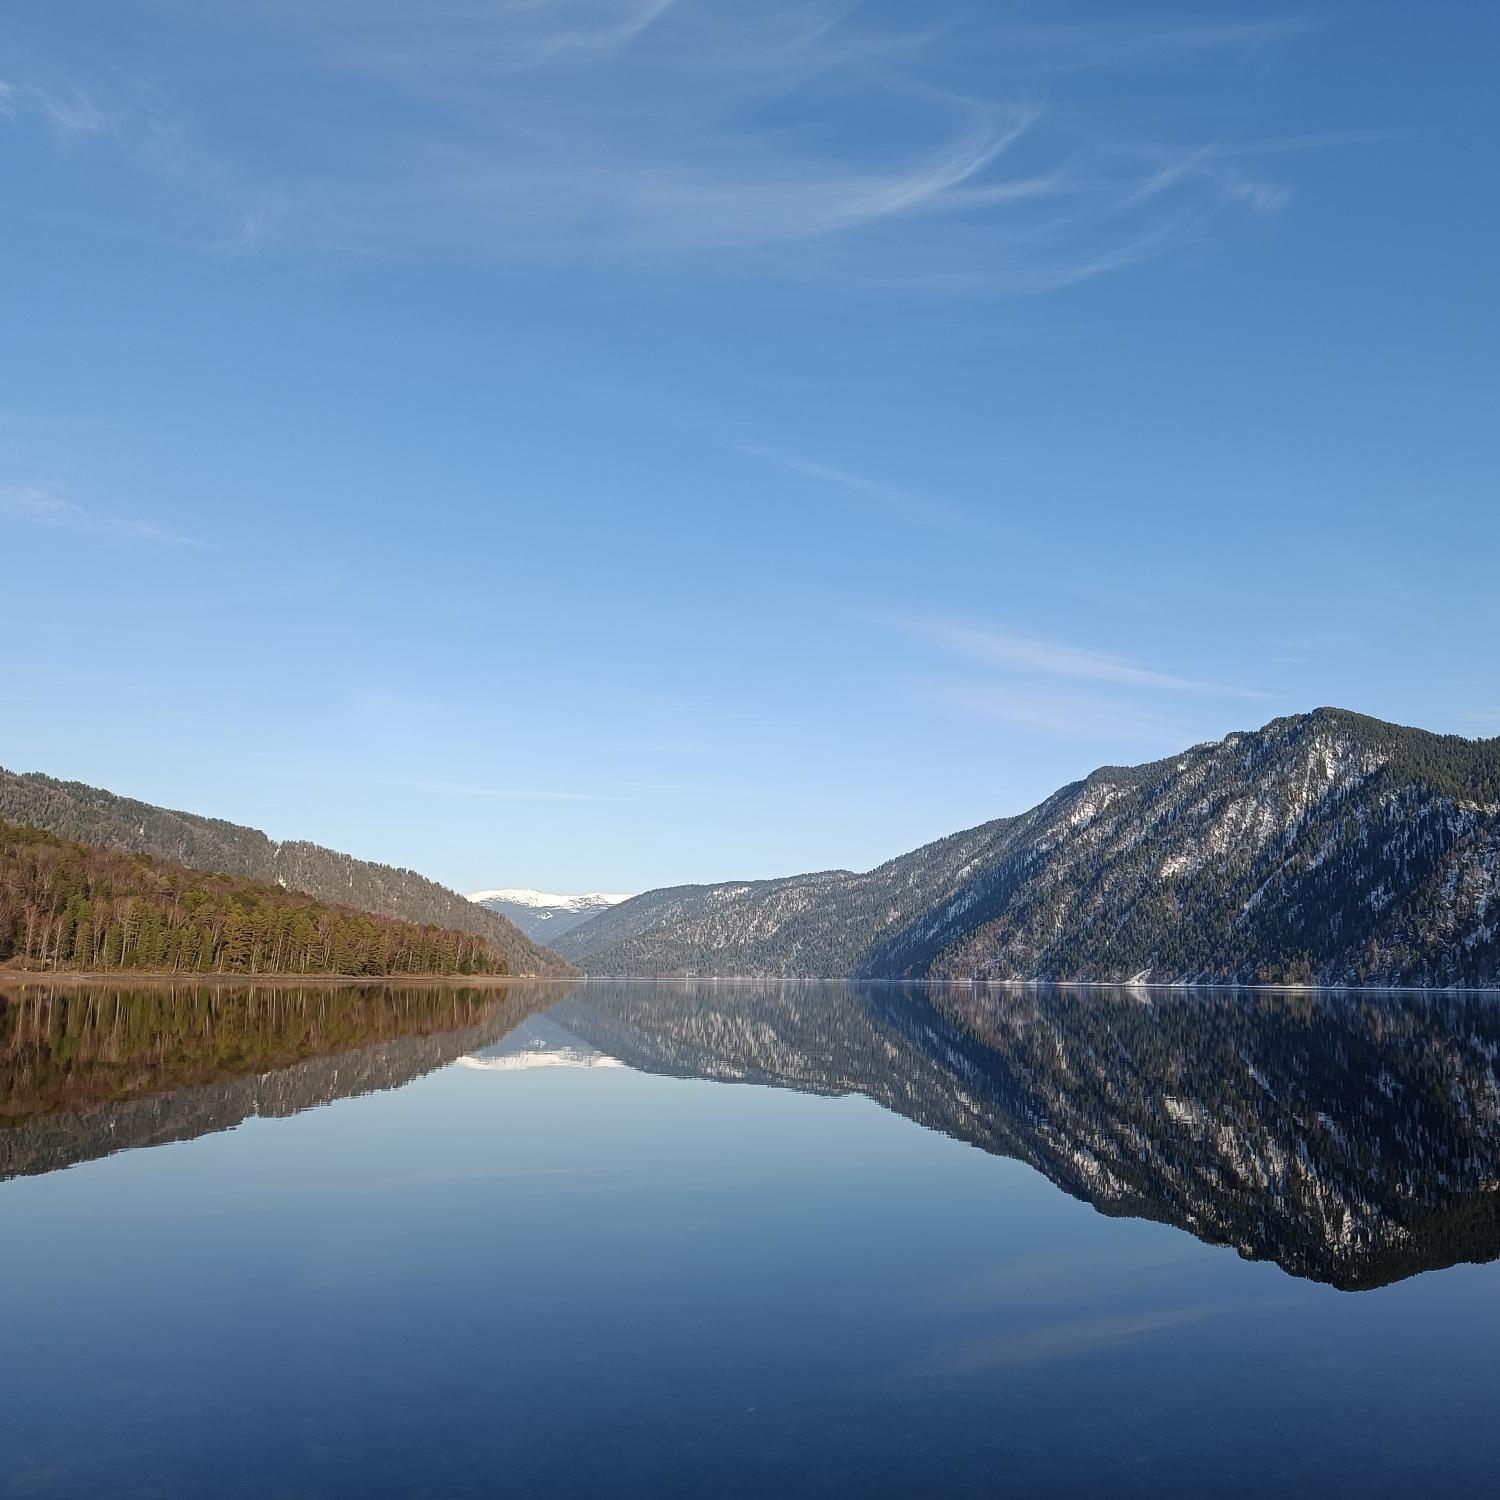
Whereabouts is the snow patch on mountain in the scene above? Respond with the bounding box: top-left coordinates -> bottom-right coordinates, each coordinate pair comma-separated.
467,888 -> 635,943
467,888 -> 633,911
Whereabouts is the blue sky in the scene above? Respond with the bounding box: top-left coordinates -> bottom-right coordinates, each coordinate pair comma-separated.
3,1 -> 1496,895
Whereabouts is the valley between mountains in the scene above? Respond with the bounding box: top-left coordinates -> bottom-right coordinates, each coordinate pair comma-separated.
4,707 -> 1497,986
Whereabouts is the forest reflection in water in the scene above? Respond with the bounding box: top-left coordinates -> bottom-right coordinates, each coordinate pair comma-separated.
0,979 -> 572,1180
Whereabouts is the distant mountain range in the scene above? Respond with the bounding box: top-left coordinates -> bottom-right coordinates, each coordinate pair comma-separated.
0,768 -> 573,976
468,888 -> 633,943
555,709 -> 1500,987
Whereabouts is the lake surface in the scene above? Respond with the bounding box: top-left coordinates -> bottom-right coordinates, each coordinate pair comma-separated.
3,978 -> 1500,1497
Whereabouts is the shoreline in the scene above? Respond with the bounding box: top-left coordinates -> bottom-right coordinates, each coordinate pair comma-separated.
574,974 -> 1500,996
0,970 -> 579,989
3,970 -> 1495,996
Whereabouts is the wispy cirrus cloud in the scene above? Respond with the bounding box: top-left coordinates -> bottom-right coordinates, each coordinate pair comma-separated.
9,1 -> 1333,290
0,484 -> 211,548
0,75 -> 113,135
933,685 -> 1194,747
888,616 -> 1277,745
970,17 -> 1311,72
1273,631 -> 1354,653
1267,629 -> 1358,666
896,618 -> 1272,698
367,772 -> 746,802
340,0 -> 686,76
571,383 -> 998,532
364,776 -> 637,803
737,444 -> 992,532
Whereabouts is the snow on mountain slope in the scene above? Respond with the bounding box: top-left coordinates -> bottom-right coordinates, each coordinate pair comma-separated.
468,888 -> 634,911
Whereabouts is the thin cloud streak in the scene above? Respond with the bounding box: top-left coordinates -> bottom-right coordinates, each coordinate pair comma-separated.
0,484 -> 211,548
337,0 -> 688,78
572,385 -> 996,535
978,17 -> 1311,71
897,619 -> 1273,699
738,444 -> 994,532
1274,631 -> 1354,653
0,76 -> 114,135
933,684 -> 1193,747
361,776 -> 638,804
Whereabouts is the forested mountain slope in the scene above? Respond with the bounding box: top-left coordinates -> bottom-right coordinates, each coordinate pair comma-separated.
0,821 -> 518,977
557,710 -> 1500,986
0,768 -> 572,976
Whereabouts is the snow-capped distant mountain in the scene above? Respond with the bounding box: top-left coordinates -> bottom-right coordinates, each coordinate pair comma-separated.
467,888 -> 633,942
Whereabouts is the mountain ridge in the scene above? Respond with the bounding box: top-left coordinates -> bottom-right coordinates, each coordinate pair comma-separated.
0,768 -> 574,977
556,708 -> 1500,987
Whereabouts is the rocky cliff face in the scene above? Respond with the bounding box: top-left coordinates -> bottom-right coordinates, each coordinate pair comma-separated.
557,710 -> 1500,986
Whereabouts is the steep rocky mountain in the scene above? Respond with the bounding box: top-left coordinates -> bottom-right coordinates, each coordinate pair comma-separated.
551,980 -> 1500,1290
0,768 -> 574,976
468,888 -> 632,943
556,710 -> 1500,986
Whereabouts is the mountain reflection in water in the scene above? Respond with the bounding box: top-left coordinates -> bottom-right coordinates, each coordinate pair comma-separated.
4,978 -> 1499,1290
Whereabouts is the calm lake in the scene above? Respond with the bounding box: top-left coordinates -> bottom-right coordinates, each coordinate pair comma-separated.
3,978 -> 1499,1497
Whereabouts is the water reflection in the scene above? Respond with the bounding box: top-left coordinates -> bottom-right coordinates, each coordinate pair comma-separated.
5,978 -> 1499,1290
0,980 -> 574,1180
538,981 -> 1500,1290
